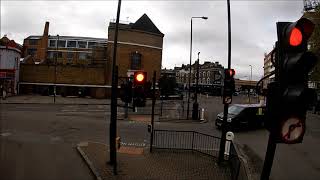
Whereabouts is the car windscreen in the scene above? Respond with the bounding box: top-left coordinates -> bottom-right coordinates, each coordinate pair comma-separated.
228,105 -> 245,115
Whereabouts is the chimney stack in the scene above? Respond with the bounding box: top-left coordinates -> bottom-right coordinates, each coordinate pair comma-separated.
43,21 -> 49,36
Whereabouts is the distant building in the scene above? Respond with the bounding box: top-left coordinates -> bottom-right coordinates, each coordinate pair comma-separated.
23,22 -> 107,65
263,50 -> 276,89
176,61 -> 224,86
175,61 -> 224,95
20,14 -> 164,98
0,36 -> 22,96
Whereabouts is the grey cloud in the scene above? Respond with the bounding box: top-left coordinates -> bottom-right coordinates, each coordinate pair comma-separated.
1,1 -> 304,80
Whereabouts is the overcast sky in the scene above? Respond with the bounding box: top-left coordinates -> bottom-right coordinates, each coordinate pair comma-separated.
1,0 -> 305,80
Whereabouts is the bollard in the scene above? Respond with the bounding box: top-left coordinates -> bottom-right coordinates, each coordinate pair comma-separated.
225,131 -> 234,160
200,108 -> 205,121
116,136 -> 121,150
206,94 -> 208,98
135,107 -> 138,113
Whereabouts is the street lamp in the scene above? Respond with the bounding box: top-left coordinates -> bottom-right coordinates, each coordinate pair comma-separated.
248,65 -> 252,103
187,16 -> 208,120
54,34 -> 59,104
192,52 -> 201,120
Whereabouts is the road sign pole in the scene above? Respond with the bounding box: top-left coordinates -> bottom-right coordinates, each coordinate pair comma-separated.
261,133 -> 277,180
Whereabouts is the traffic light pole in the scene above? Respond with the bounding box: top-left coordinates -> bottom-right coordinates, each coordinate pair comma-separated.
150,71 -> 156,153
261,133 -> 277,180
109,0 -> 122,175
260,41 -> 280,180
218,0 -> 231,164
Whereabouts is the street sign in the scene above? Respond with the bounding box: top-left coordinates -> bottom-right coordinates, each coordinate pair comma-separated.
280,117 -> 305,144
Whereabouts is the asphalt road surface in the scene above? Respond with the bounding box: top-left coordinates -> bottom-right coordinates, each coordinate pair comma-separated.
1,95 -> 320,180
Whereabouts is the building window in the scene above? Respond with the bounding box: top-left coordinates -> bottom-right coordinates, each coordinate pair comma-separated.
67,52 -> 73,62
27,48 -> 37,56
78,41 -> 87,48
207,71 -> 210,77
49,40 -> 56,47
88,42 -> 97,48
29,39 -> 38,45
79,52 -> 86,60
47,51 -> 54,59
67,41 -> 76,48
131,52 -> 142,70
203,72 -> 206,77
86,53 -> 92,61
207,78 -> 210,84
58,40 -> 66,48
203,78 -> 206,84
57,52 -> 63,59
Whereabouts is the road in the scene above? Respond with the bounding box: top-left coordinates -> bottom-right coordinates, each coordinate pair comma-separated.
1,95 -> 320,180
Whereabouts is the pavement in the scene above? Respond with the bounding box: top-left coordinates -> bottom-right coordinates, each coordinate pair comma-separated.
77,141 -> 232,180
0,94 -> 109,104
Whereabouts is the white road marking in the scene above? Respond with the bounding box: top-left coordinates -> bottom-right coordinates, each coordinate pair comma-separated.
0,132 -> 12,137
120,142 -> 146,147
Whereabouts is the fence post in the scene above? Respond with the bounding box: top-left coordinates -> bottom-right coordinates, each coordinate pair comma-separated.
160,96 -> 163,116
191,131 -> 195,150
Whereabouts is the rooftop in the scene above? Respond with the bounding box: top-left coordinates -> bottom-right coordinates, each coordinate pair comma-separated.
109,13 -> 164,36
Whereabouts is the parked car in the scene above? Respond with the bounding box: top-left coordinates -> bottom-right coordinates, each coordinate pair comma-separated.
215,104 -> 266,130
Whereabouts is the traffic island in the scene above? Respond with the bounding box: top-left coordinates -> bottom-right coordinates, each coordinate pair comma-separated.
77,141 -> 232,180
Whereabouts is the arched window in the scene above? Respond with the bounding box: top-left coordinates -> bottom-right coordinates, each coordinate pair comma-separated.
131,51 -> 142,70
207,71 -> 210,77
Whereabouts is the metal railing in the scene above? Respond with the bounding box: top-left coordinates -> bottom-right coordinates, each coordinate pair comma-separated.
153,130 -> 222,157
153,129 -> 242,180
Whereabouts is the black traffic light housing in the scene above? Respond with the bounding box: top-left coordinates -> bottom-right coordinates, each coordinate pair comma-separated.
120,81 -> 132,103
266,18 -> 317,144
133,71 -> 148,107
223,68 -> 235,104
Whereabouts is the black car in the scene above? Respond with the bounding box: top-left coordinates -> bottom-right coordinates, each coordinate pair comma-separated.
215,104 -> 266,130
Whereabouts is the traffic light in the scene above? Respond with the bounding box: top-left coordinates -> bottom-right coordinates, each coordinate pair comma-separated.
119,81 -> 132,103
133,71 -> 147,107
267,18 -> 317,144
223,68 -> 235,104
133,71 -> 147,86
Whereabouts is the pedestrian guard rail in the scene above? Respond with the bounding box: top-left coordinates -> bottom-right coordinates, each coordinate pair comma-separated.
153,129 -> 242,180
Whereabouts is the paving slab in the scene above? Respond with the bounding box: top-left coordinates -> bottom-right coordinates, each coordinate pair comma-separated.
77,141 -> 232,180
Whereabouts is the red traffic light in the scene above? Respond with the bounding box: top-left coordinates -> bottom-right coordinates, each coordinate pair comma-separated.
289,28 -> 302,46
286,18 -> 315,48
133,71 -> 147,85
225,69 -> 235,78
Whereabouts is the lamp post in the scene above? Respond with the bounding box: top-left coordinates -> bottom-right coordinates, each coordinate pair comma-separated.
187,16 -> 208,120
54,34 -> 59,104
192,52 -> 201,120
248,65 -> 252,103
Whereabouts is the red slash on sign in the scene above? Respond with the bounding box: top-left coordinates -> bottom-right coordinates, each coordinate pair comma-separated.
281,117 -> 305,143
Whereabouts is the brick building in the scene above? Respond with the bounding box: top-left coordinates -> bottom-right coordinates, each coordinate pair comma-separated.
0,36 -> 22,97
20,14 -> 164,98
